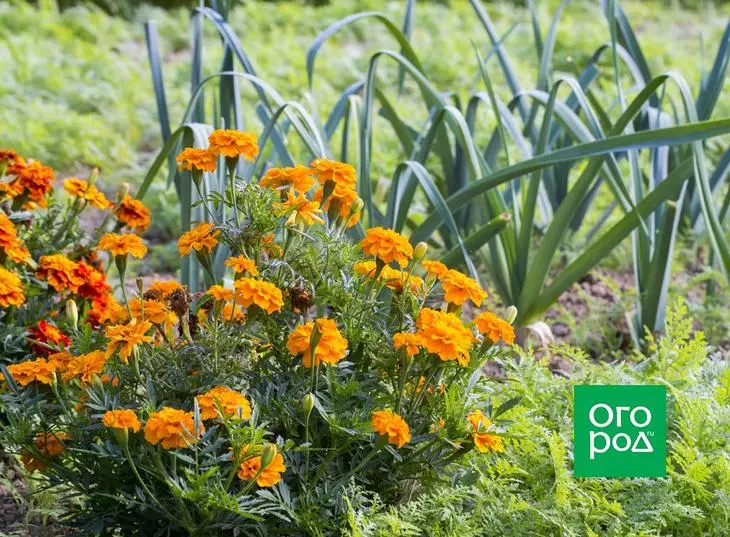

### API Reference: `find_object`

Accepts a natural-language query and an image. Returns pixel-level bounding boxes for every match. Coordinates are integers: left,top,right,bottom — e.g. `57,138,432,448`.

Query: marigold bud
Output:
260,442,277,469
65,299,78,331
413,242,428,261
504,305,518,325
118,183,130,201
350,198,364,217
88,168,99,187
302,393,315,417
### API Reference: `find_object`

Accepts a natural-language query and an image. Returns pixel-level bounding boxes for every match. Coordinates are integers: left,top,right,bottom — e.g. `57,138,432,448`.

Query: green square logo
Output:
574,385,666,478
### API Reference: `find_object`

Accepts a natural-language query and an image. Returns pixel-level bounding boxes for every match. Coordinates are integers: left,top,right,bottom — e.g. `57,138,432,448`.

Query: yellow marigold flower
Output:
48,351,74,374
441,269,487,307
259,165,314,192
221,302,246,322
21,432,67,473
286,318,348,368
233,278,283,314
237,448,286,487
225,256,258,277
195,386,252,421
371,409,411,448
144,407,203,450
312,184,361,227
98,233,147,258
0,266,25,307
208,129,259,160
422,260,449,280
393,332,423,357
37,254,82,292
178,222,220,255
207,284,234,302
381,266,424,295
274,191,324,226
176,148,217,173
129,298,177,326
360,227,414,268
147,280,183,299
311,158,356,190
103,409,141,433
353,260,377,278
105,321,153,362
63,178,112,209
415,308,475,366
116,195,151,232
63,351,107,383
468,409,504,453
474,311,515,345
5,358,56,386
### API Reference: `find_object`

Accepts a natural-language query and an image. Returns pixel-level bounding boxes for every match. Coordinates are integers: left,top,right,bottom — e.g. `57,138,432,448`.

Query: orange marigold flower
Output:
381,266,424,295
312,184,361,228
207,284,234,302
176,148,217,173
105,321,153,362
371,409,411,448
63,178,111,209
48,351,74,374
73,261,111,300
103,409,141,433
144,407,203,449
28,321,71,355
233,278,283,314
116,195,151,232
393,332,423,357
63,351,107,383
441,269,487,307
237,447,286,487
311,158,356,190
147,280,184,299
178,222,220,255
98,233,147,258
221,302,246,322
468,409,504,453
21,432,68,473
86,294,127,327
414,308,475,366
37,254,83,292
225,256,258,277
196,386,252,421
422,260,449,280
0,149,20,165
353,260,377,278
259,165,314,193
286,318,348,368
14,160,54,202
6,358,56,386
0,212,30,264
360,227,414,268
208,129,259,161
129,298,177,326
0,266,25,307
274,191,324,226
474,311,515,345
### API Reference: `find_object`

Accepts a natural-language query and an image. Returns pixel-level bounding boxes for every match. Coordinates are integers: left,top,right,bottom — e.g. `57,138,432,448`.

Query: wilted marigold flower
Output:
178,222,220,255
259,165,314,192
5,358,56,386
37,254,83,292
196,386,252,421
286,318,348,368
105,321,153,362
237,447,286,487
468,409,504,453
422,260,449,280
393,332,423,357
144,407,203,449
176,148,217,173
208,129,259,161
415,308,475,366
28,321,71,355
116,195,151,232
371,409,411,448
225,256,258,277
360,227,414,268
274,191,324,226
98,233,147,258
441,269,487,307
63,351,107,383
233,278,283,314
311,158,356,190
474,311,515,345
21,432,68,473
103,409,141,433
0,266,25,307
63,178,112,209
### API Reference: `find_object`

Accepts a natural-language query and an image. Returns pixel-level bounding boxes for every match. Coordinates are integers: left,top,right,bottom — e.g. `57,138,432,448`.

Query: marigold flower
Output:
176,148,217,173
129,298,177,326
468,409,504,453
37,254,83,292
0,266,25,307
116,195,151,232
178,222,220,255
63,351,107,383
311,158,356,190
5,358,56,386
360,227,414,268
98,233,147,258
103,409,141,433
147,280,184,299
13,160,54,202
312,184,361,227
225,256,258,277
21,432,68,473
259,165,314,192
381,266,424,295
441,269,487,307
0,149,20,166
371,409,411,448
28,321,71,355
208,129,259,161
353,260,377,278
196,386,252,421
415,308,475,366
422,260,449,280
73,261,111,300
144,407,203,449
48,351,73,374
474,311,515,345
233,278,283,314
63,178,112,209
261,233,283,258
237,447,286,487
105,321,153,362
0,212,30,264
221,302,246,322
207,284,234,302
286,318,348,368
274,191,324,226
393,332,423,357
86,294,127,327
